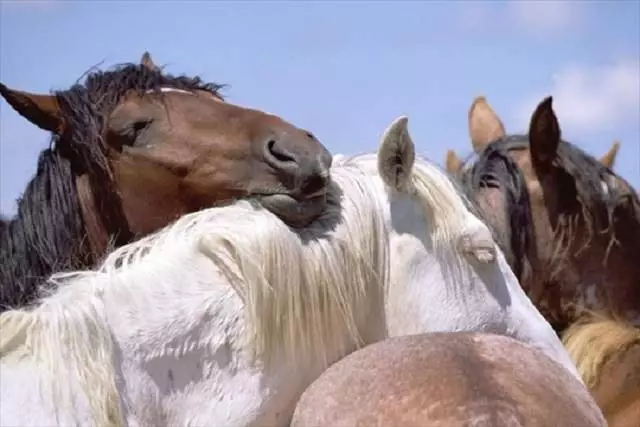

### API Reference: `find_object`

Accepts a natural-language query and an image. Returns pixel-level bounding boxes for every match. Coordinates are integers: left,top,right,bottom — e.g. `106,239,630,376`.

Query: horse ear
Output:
599,141,620,169
141,51,158,71
445,150,463,174
528,96,560,169
378,116,415,192
0,82,65,134
468,96,506,153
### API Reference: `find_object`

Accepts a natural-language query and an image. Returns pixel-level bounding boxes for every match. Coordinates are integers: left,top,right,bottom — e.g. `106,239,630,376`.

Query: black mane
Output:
459,134,637,282
459,136,534,281
0,62,225,311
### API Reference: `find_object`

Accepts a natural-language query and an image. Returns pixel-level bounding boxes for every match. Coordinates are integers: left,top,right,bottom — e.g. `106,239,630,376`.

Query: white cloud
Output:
456,2,492,32
514,59,640,133
456,1,582,36
507,1,579,35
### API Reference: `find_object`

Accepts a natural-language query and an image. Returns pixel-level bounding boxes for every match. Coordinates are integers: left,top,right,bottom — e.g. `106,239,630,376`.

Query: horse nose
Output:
264,138,300,174
299,155,331,196
262,133,332,198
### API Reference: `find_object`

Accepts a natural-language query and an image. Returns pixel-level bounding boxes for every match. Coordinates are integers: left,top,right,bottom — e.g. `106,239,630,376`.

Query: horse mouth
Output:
256,190,328,228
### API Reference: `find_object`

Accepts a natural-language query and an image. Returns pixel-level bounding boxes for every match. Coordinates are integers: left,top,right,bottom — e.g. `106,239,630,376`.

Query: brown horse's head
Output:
0,52,331,251
446,95,640,332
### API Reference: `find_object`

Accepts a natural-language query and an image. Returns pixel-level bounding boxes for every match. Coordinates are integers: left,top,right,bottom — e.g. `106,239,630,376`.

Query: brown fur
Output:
292,332,605,427
1,52,332,250
563,313,640,427
0,52,333,311
445,95,640,332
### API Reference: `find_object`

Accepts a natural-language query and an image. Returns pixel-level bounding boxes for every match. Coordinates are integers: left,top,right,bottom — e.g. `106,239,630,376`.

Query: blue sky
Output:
1,0,638,216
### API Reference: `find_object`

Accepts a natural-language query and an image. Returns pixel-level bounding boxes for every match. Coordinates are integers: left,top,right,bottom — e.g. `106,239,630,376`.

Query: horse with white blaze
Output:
0,116,582,426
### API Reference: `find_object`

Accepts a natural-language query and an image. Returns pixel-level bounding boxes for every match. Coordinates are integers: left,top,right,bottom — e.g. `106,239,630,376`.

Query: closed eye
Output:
132,120,150,134
126,119,153,145
480,174,500,189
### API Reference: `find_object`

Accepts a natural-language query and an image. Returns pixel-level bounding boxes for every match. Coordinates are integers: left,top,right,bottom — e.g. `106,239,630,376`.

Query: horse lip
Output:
255,192,327,228
255,187,328,201
300,187,328,200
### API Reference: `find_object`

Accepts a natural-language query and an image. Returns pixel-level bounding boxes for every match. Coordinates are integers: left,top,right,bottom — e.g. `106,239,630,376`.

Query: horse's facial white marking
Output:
576,283,599,309
600,180,609,196
146,87,194,95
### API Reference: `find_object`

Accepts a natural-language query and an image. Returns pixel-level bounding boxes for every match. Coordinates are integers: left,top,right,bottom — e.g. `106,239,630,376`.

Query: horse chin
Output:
258,193,328,228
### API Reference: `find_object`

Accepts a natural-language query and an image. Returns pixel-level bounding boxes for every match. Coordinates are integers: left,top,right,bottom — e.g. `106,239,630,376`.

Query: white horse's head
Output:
337,116,581,381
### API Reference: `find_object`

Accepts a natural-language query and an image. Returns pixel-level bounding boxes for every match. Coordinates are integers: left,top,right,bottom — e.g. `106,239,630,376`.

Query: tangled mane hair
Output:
459,135,639,282
0,62,225,311
459,137,534,281
0,150,483,426
562,311,640,389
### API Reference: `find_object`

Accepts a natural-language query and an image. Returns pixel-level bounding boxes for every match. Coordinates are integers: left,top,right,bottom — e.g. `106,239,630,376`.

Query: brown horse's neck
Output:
75,173,133,261
0,150,132,312
0,150,90,311
529,212,640,332
591,343,640,427
580,213,640,324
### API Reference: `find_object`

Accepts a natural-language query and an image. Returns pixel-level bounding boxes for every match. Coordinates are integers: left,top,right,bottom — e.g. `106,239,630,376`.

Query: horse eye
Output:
125,119,152,145
132,120,151,134
480,174,500,189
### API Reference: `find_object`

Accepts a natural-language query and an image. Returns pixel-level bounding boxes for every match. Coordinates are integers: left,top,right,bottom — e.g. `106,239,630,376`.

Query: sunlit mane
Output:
337,152,485,248
0,149,480,426
562,312,640,388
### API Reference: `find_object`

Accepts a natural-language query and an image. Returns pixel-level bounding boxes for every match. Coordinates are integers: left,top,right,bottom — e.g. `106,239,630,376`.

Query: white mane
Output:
0,149,480,426
336,152,484,248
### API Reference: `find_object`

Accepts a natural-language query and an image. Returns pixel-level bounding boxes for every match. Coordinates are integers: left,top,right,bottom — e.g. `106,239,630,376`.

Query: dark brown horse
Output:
0,52,332,311
445,96,640,333
292,333,605,427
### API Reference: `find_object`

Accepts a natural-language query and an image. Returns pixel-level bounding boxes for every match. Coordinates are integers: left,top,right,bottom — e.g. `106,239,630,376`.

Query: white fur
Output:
0,116,581,426
150,87,193,95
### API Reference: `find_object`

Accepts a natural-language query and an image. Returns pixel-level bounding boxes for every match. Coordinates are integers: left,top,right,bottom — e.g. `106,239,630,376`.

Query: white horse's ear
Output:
377,116,415,192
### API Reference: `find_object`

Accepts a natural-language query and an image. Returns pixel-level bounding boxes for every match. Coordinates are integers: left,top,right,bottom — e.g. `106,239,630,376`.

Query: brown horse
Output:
444,95,640,333
563,312,640,427
446,138,620,174
292,332,605,427
0,52,332,311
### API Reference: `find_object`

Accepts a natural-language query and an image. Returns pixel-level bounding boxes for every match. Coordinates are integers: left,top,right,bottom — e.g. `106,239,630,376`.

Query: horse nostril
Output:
300,173,329,196
266,139,298,165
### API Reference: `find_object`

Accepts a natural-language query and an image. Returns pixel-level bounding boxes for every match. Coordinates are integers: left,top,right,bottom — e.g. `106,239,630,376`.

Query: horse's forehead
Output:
461,152,479,172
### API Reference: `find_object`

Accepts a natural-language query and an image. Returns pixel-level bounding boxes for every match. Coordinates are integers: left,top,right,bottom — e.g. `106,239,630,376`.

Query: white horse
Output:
0,116,583,427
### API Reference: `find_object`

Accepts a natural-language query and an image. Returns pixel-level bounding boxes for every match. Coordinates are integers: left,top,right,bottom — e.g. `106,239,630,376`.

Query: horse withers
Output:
0,116,579,426
0,52,331,311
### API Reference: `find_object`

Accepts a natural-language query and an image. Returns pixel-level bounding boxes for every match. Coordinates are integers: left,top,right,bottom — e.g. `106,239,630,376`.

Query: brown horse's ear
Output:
445,150,463,173
468,95,506,153
141,52,158,71
0,82,65,134
529,96,560,170
599,141,620,169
